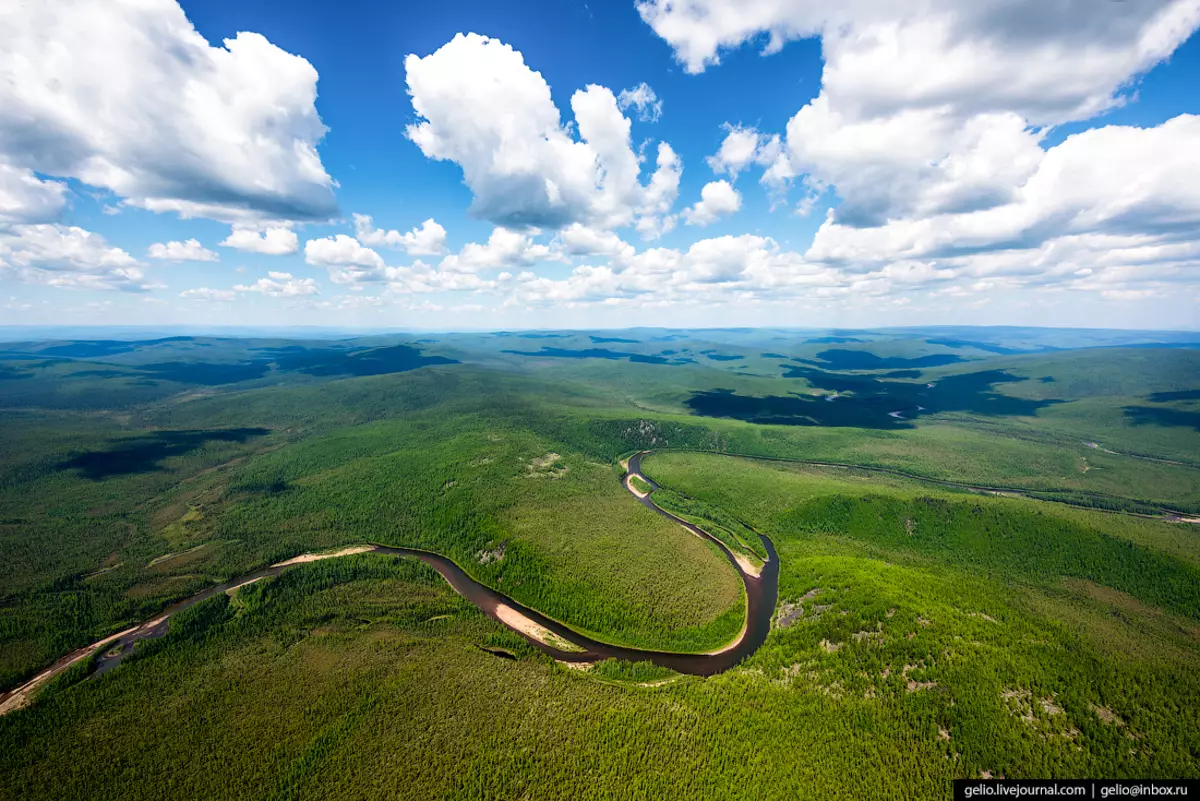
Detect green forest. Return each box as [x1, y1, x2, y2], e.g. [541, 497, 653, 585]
[1, 327, 1198, 799]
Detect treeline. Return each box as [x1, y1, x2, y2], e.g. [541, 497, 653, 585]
[588, 658, 677, 684]
[2, 551, 1196, 801]
[650, 487, 767, 563]
[780, 494, 1200, 620]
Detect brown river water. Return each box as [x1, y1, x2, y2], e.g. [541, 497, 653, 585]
[0, 451, 779, 713]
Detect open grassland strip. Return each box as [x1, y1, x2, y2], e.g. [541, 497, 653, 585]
[656, 447, 1196, 518]
[645, 451, 1200, 623]
[937, 414, 1200, 469]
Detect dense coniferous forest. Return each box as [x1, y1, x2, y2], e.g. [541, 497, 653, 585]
[1, 327, 1198, 798]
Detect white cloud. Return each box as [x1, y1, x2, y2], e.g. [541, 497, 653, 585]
[384, 261, 510, 295]
[234, 271, 320, 297]
[304, 234, 388, 285]
[439, 227, 558, 272]
[636, 142, 682, 239]
[396, 300, 487, 314]
[353, 214, 448, 255]
[0, 224, 152, 291]
[301, 294, 394, 312]
[499, 219, 1200, 312]
[706, 126, 762, 178]
[807, 116, 1200, 270]
[509, 233, 842, 308]
[405, 33, 680, 233]
[683, 180, 742, 225]
[304, 235, 386, 269]
[303, 226, 554, 290]
[0, 164, 68, 224]
[641, 0, 1200, 226]
[336, 294, 387, 310]
[706, 125, 786, 202]
[638, 1, 1199, 96]
[220, 226, 300, 255]
[1100, 288, 1162, 302]
[180, 287, 235, 301]
[785, 104, 1046, 227]
[617, 83, 663, 122]
[147, 239, 219, 262]
[0, 0, 336, 224]
[628, 0, 1200, 306]
[557, 224, 636, 260]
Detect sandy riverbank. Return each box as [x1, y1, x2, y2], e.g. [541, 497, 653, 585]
[270, 545, 375, 568]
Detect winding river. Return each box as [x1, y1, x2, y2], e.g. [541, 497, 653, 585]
[0, 451, 779, 714]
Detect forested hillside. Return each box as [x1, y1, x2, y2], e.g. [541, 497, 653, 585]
[2, 328, 1198, 798]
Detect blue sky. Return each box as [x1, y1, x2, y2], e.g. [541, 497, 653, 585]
[2, 0, 1199, 330]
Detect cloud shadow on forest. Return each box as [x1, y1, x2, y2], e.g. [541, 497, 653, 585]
[686, 369, 1062, 429]
[59, 428, 271, 479]
[1123, 406, 1200, 431]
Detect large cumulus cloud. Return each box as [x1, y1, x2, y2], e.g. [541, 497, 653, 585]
[404, 34, 679, 235]
[0, 0, 337, 225]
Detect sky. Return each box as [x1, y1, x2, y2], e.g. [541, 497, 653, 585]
[1, 0, 1199, 331]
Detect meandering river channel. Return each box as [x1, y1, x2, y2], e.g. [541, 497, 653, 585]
[0, 451, 779, 714]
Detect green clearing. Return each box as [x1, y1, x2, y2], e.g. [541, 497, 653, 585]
[2, 328, 1199, 796]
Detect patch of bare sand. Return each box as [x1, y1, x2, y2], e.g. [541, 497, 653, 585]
[625, 474, 650, 498]
[852, 628, 884, 645]
[636, 677, 680, 688]
[0, 624, 140, 715]
[225, 576, 264, 596]
[558, 660, 595, 671]
[494, 604, 584, 652]
[476, 545, 505, 565]
[526, 452, 568, 478]
[270, 545, 375, 568]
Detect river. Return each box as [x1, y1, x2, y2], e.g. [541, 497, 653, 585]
[0, 451, 780, 714]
